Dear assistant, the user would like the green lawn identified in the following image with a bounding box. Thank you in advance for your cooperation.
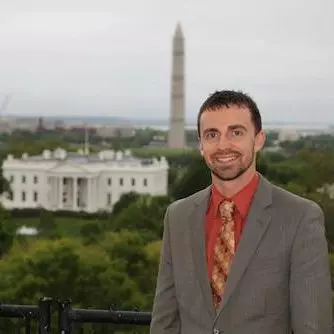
[11,217,95,238]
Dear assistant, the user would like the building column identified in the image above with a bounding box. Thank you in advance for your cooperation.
[73,177,77,210]
[86,178,91,211]
[54,177,58,208]
[51,176,56,209]
[91,178,97,211]
[58,177,63,209]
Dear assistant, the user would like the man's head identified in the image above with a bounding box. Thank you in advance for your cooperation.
[197,90,266,183]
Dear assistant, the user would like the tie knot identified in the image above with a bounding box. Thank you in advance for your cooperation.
[219,200,235,221]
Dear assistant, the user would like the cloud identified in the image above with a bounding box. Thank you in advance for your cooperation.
[0,0,333,122]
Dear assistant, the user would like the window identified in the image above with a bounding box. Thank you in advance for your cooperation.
[63,192,67,203]
[22,175,26,183]
[33,175,38,184]
[34,192,38,202]
[131,178,135,186]
[108,178,112,186]
[119,178,123,186]
[143,178,148,187]
[22,191,26,202]
[107,193,112,205]
[8,191,13,201]
[9,175,14,183]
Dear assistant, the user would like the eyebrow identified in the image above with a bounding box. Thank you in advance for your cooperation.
[203,125,247,135]
[228,124,248,131]
[203,128,219,135]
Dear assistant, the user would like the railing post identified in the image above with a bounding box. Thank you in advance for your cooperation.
[57,299,72,334]
[38,297,52,334]
[25,317,31,334]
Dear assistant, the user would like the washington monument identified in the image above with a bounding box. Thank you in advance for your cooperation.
[168,23,186,148]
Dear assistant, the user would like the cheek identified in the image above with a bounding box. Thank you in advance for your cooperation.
[236,142,255,157]
[201,145,215,160]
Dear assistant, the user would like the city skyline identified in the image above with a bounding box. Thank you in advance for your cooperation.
[0,1,333,123]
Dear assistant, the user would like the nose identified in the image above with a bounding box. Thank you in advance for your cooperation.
[217,133,231,151]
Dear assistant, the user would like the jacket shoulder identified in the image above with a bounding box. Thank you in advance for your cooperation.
[271,182,323,217]
[167,186,210,216]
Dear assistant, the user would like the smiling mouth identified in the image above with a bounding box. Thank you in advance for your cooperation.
[216,155,239,163]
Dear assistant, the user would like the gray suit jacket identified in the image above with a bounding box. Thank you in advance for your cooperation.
[150,175,332,334]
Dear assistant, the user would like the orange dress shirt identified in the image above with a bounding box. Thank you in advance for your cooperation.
[205,173,259,279]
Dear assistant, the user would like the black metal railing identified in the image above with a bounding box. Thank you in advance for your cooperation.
[0,297,52,334]
[0,297,151,334]
[57,299,151,333]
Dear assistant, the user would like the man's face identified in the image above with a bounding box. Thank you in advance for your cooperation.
[198,105,265,182]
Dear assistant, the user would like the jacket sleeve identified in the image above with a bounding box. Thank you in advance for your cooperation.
[150,205,181,334]
[290,202,333,334]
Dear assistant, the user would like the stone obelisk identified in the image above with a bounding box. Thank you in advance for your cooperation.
[168,22,185,148]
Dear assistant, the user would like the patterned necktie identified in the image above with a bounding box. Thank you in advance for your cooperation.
[211,200,236,310]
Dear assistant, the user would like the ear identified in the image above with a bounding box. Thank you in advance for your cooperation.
[198,140,204,156]
[255,130,266,153]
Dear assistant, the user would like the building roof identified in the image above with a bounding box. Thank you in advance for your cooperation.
[3,148,168,170]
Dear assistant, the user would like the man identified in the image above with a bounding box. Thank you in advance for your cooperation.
[150,90,332,334]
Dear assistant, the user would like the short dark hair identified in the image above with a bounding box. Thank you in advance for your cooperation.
[197,90,262,136]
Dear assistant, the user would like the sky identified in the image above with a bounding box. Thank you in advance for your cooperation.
[0,0,333,123]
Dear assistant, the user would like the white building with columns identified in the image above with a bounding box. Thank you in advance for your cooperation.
[0,148,169,213]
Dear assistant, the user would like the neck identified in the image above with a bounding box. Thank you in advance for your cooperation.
[212,166,257,198]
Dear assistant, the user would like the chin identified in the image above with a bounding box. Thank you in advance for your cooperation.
[212,170,241,182]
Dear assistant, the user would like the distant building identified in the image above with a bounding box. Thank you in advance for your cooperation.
[0,120,11,133]
[1,148,168,212]
[0,117,65,133]
[95,125,136,138]
[278,129,301,142]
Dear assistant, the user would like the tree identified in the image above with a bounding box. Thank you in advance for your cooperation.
[37,209,58,239]
[101,230,156,310]
[0,164,10,195]
[170,153,210,200]
[112,192,140,216]
[295,149,334,192]
[0,206,14,257]
[111,195,169,241]
[0,239,81,304]
[80,220,102,245]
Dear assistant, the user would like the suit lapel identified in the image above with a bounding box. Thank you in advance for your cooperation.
[189,186,216,319]
[215,175,273,317]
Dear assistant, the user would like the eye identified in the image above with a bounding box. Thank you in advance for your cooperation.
[232,129,244,136]
[205,132,219,140]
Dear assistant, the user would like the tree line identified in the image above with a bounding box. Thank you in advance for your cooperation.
[0,132,334,333]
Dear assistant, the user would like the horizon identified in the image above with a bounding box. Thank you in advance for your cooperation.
[1,114,332,128]
[0,4,333,123]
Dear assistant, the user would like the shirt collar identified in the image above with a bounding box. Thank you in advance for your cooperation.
[210,173,259,218]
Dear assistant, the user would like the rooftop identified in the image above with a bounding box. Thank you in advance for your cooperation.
[4,148,168,167]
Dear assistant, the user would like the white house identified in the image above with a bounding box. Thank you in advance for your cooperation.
[1,148,169,213]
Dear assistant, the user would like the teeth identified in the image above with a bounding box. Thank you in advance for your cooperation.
[217,155,238,162]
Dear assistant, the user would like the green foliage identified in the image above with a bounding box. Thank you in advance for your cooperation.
[9,207,109,220]
[37,209,59,239]
[0,166,10,195]
[80,220,103,245]
[0,207,14,257]
[0,235,159,312]
[112,191,140,216]
[263,130,279,147]
[281,134,334,153]
[316,195,334,252]
[170,153,211,200]
[111,195,169,241]
[1,132,334,332]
